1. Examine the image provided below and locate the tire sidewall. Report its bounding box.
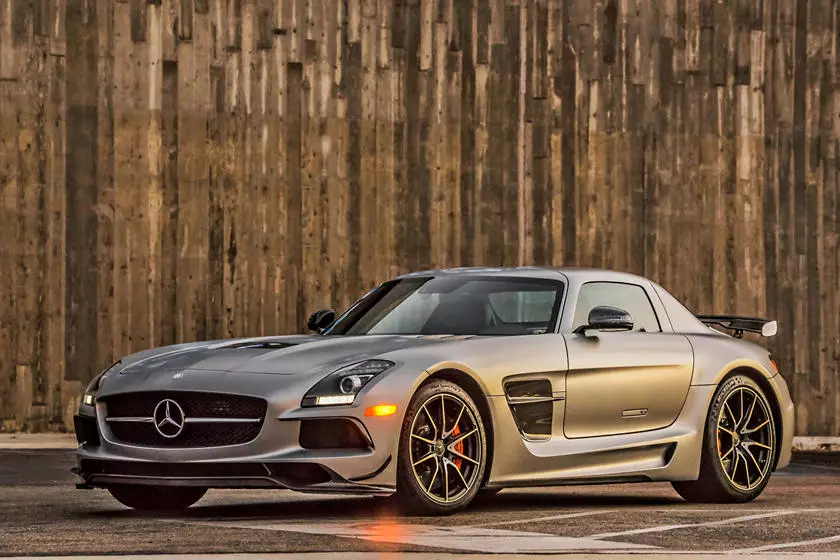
[397,379,487,514]
[704,374,774,500]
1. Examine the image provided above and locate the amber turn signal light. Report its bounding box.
[365,404,397,417]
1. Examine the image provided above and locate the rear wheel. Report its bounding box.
[108,485,207,511]
[673,375,776,503]
[396,379,487,515]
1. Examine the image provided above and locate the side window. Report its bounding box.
[487,290,556,324]
[572,282,661,333]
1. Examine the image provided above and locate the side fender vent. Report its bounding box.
[505,379,554,441]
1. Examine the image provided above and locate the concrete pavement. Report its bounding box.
[2,450,840,557]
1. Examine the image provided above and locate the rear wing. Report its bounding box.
[696,315,778,338]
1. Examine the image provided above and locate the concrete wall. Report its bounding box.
[0,0,837,434]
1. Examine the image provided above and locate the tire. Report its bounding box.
[672,374,777,503]
[396,379,488,515]
[108,484,207,511]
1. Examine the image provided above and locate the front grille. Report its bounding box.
[103,392,267,448]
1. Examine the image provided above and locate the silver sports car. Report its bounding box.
[74,267,794,515]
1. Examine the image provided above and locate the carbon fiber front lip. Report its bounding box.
[73,456,395,494]
[79,474,393,494]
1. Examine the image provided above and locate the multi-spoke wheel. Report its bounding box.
[673,375,777,503]
[397,379,487,515]
[716,385,775,491]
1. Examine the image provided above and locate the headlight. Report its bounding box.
[301,360,394,407]
[81,361,121,408]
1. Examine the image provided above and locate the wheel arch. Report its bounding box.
[422,367,495,489]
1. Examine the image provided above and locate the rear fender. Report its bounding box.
[686,334,776,386]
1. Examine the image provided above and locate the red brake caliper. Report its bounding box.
[452,425,463,470]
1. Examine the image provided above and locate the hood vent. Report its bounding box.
[208,338,301,350]
[227,341,296,350]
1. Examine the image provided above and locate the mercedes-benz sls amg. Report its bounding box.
[74,268,793,515]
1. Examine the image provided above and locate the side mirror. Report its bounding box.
[307,309,335,334]
[576,306,634,334]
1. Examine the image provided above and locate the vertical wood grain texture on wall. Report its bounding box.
[0,0,838,435]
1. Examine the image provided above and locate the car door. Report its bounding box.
[562,281,694,439]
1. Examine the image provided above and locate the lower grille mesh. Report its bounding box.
[108,422,263,448]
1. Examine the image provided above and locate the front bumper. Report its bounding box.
[74,368,412,495]
[75,409,395,494]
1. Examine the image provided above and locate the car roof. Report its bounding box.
[394,266,652,285]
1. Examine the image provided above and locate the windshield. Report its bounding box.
[328,276,565,336]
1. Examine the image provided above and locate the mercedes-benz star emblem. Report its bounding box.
[153,399,186,438]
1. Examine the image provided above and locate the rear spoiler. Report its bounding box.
[696,315,778,338]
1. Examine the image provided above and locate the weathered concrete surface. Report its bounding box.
[1,450,840,556]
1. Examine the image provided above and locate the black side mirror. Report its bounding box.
[576,305,634,334]
[307,309,335,334]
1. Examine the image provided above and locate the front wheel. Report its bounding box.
[108,484,207,511]
[396,379,487,515]
[673,375,776,503]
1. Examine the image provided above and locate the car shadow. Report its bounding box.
[84,487,683,520]
[472,491,683,511]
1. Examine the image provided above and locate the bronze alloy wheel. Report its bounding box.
[396,379,487,514]
[716,386,775,492]
[672,374,778,503]
[409,393,483,504]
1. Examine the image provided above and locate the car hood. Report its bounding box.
[115,334,475,378]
